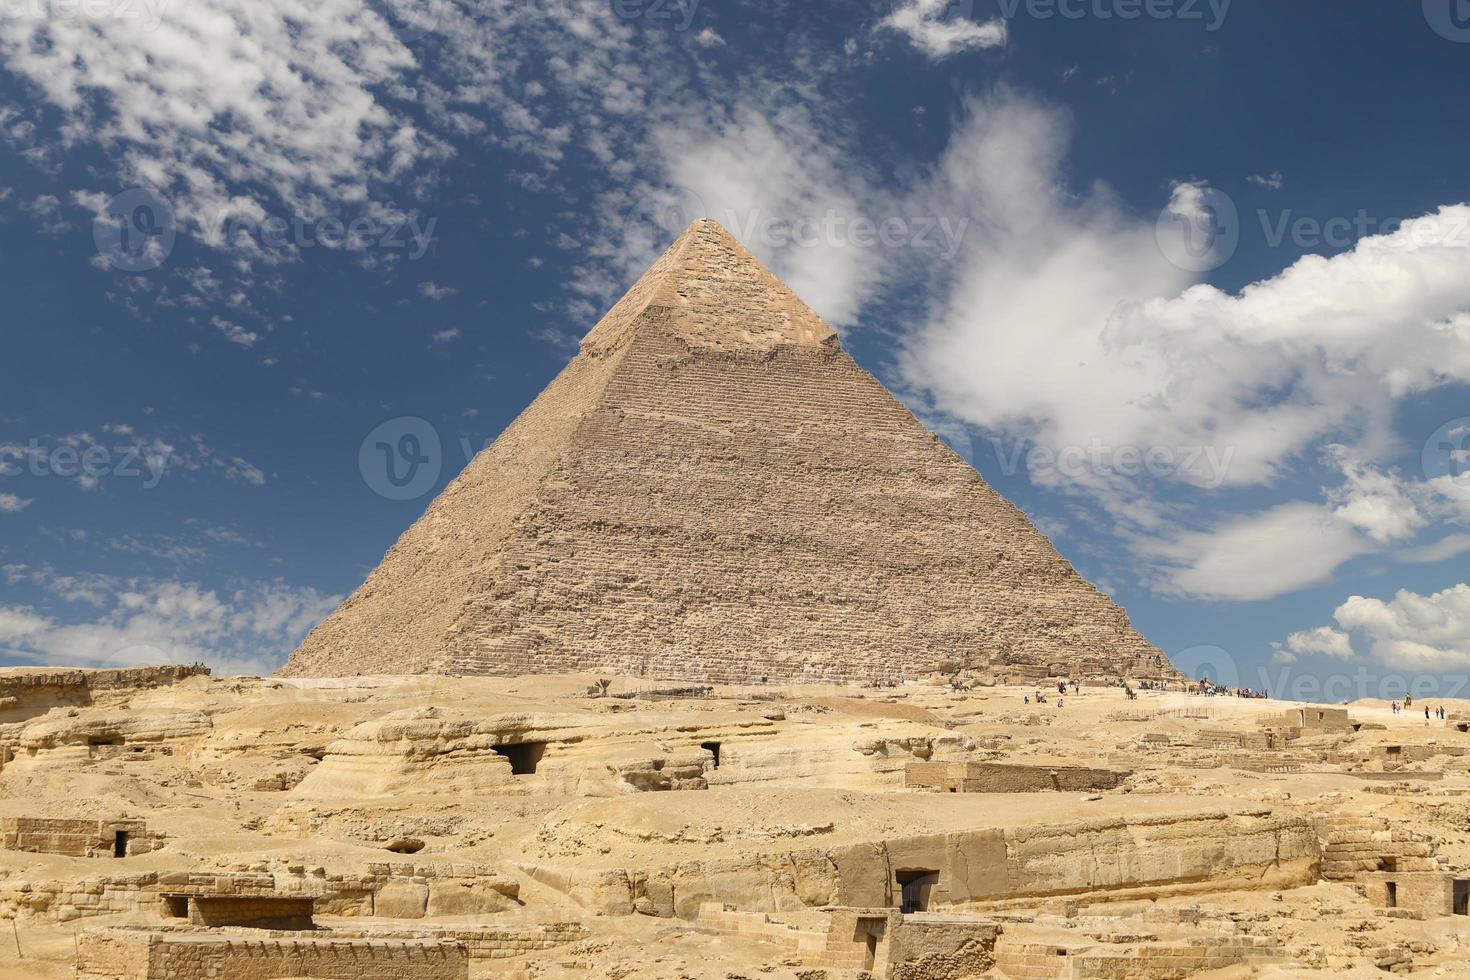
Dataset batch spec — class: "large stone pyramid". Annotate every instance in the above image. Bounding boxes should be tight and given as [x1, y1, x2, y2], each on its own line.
[280, 220, 1179, 685]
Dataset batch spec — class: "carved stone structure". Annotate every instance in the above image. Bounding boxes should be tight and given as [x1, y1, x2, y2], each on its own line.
[281, 220, 1176, 686]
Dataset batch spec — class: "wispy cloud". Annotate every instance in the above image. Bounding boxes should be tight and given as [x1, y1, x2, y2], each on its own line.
[878, 0, 1008, 60]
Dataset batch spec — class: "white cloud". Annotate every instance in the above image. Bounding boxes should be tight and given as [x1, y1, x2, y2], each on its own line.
[1247, 171, 1284, 191]
[1399, 533, 1470, 564]
[431, 327, 461, 343]
[0, 1, 435, 240]
[694, 27, 725, 48]
[1332, 584, 1470, 671]
[1281, 625, 1357, 660]
[1144, 502, 1369, 601]
[0, 428, 265, 491]
[879, 0, 1008, 60]
[0, 493, 32, 513]
[418, 281, 459, 302]
[1326, 451, 1427, 544]
[651, 105, 889, 328]
[0, 607, 50, 643]
[898, 91, 1470, 599]
[0, 576, 341, 676]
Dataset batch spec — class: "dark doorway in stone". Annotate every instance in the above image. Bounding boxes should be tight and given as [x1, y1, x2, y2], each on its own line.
[494, 742, 546, 775]
[1454, 879, 1468, 916]
[1386, 882, 1398, 908]
[897, 870, 939, 914]
[701, 742, 721, 768]
[113, 831, 128, 858]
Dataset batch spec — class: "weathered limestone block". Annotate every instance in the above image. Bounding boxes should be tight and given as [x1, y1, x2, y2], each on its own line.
[374, 880, 430, 919]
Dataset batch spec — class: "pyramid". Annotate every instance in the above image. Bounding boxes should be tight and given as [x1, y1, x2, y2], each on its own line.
[280, 220, 1179, 685]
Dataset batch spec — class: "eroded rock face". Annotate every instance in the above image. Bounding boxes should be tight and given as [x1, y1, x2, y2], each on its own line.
[3, 668, 1469, 979]
[280, 220, 1177, 688]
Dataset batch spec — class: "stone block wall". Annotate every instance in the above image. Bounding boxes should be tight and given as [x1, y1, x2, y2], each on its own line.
[886, 915, 1001, 979]
[76, 928, 468, 980]
[904, 761, 1129, 793]
[994, 934, 1282, 979]
[1356, 872, 1456, 916]
[180, 896, 315, 930]
[0, 817, 150, 857]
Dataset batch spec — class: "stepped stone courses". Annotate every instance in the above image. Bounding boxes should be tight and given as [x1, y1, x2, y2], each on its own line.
[281, 220, 1177, 686]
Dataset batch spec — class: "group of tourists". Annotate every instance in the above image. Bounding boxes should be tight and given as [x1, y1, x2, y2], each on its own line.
[1393, 699, 1449, 723]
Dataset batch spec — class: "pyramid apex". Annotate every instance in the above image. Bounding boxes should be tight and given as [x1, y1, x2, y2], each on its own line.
[582, 214, 839, 354]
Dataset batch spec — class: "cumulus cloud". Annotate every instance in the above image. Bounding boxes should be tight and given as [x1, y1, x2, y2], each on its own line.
[0, 575, 341, 676]
[879, 0, 1008, 60]
[1326, 451, 1427, 545]
[1278, 625, 1356, 661]
[899, 90, 1470, 600]
[1332, 584, 1470, 671]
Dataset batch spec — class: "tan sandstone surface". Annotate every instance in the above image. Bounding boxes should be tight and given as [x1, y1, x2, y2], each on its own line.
[1, 666, 1468, 978]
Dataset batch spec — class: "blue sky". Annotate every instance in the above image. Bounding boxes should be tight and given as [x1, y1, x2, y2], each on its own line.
[1, 1, 1469, 698]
